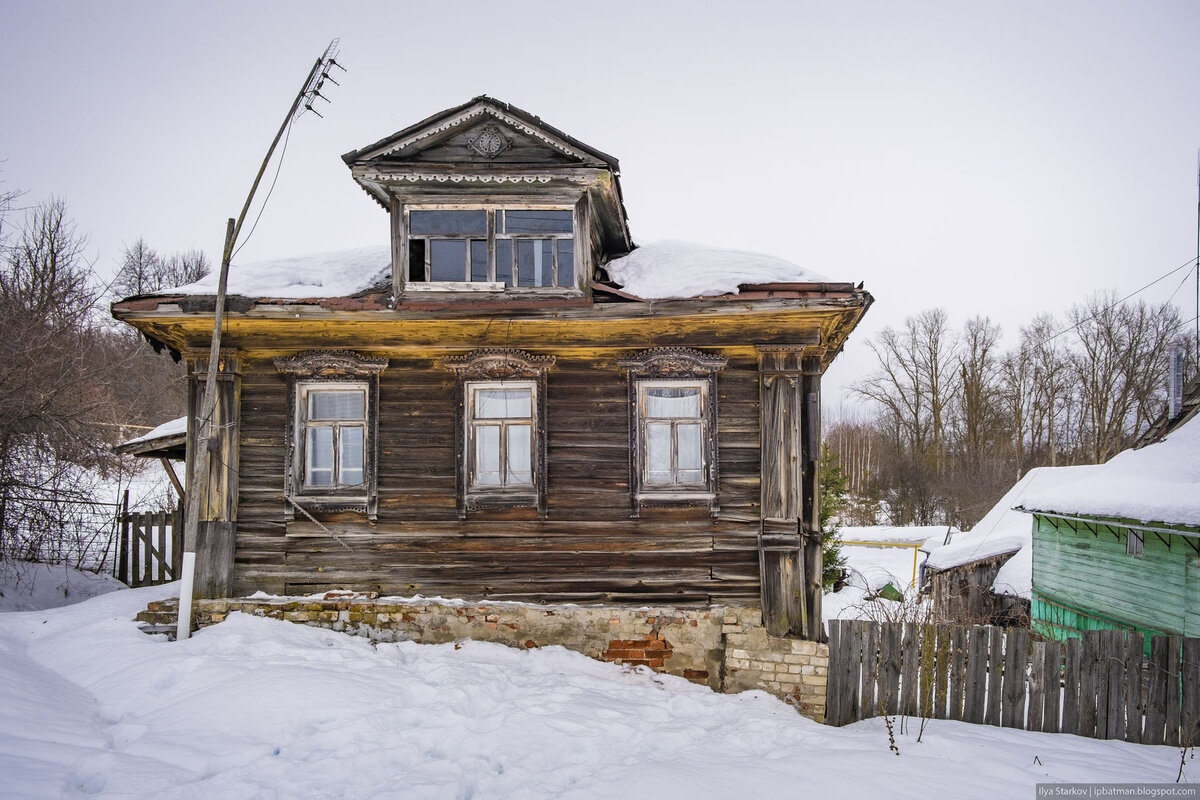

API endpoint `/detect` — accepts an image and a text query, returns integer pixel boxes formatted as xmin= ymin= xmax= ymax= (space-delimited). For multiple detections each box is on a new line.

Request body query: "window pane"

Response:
xmin=556 ymin=239 xmax=574 ymax=288
xmin=474 ymin=425 xmax=501 ymax=485
xmin=306 ymin=427 xmax=333 ymax=486
xmin=676 ymin=423 xmax=703 ymax=483
xmin=430 ymin=240 xmax=467 ymax=281
xmin=474 ymin=387 xmax=532 ymax=419
xmin=506 ymin=424 xmax=533 ymax=485
xmin=517 ymin=240 xmax=535 ymax=287
xmin=309 ymin=390 xmax=365 ymax=421
xmin=644 ymin=386 xmax=701 ymax=418
xmin=496 ymin=239 xmax=514 ymax=287
xmin=470 ymin=240 xmax=489 ymax=282
xmin=410 ymin=210 xmax=487 ymax=235
xmin=504 ymin=209 xmax=573 ymax=234
xmin=408 ymin=239 xmax=426 ymax=282
xmin=339 ymin=426 xmax=364 ymax=486
xmin=645 ymin=422 xmax=672 ymax=484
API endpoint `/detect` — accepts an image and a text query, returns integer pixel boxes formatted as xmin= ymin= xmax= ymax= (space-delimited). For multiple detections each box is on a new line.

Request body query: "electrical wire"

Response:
xmin=231 ymin=113 xmax=297 ymax=261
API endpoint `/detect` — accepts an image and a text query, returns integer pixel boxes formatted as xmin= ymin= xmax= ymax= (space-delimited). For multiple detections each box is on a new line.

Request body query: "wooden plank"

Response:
xmin=130 ymin=518 xmax=142 ymax=589
xmin=825 ymin=619 xmax=844 ymax=726
xmin=1062 ymin=637 xmax=1082 ymax=737
xmin=846 ymin=621 xmax=865 ymax=723
xmin=171 ymin=504 xmax=183 ymax=582
xmin=1079 ymin=631 xmax=1099 ymax=738
xmin=948 ymin=626 xmax=966 ymax=722
xmin=1166 ymin=635 xmax=1182 ymax=747
xmin=1182 ymin=637 xmax=1200 ymax=748
xmin=918 ymin=624 xmax=936 ymax=720
xmin=117 ymin=508 xmax=129 ymax=585
xmin=1042 ymin=641 xmax=1061 ymax=734
xmin=1124 ymin=632 xmax=1143 ymax=744
xmin=1001 ymin=628 xmax=1028 ymax=729
xmin=1143 ymin=635 xmax=1169 ymax=746
xmin=964 ymin=626 xmax=988 ymax=725
xmin=156 ymin=511 xmax=168 ymax=583
xmin=878 ymin=622 xmax=902 ymax=718
xmin=934 ymin=625 xmax=950 ymax=720
xmin=900 ymin=623 xmax=919 ymax=717
xmin=861 ymin=621 xmax=879 ymax=719
xmin=985 ymin=626 xmax=1004 ymax=727
xmin=1027 ymin=641 xmax=1045 ymax=733
xmin=1105 ymin=630 xmax=1125 ymax=741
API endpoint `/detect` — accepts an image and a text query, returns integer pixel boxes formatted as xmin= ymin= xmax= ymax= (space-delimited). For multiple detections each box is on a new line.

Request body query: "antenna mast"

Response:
xmin=177 ymin=40 xmax=344 ymax=642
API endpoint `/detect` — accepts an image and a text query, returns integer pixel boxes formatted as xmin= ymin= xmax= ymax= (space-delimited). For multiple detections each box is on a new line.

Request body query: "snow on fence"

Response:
xmin=825 ymin=619 xmax=1200 ymax=746
xmin=114 ymin=504 xmax=181 ymax=588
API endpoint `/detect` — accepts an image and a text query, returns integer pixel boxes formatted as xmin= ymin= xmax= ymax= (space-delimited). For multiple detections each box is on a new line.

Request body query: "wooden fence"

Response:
xmin=114 ymin=503 xmax=182 ymax=588
xmin=825 ymin=619 xmax=1200 ymax=746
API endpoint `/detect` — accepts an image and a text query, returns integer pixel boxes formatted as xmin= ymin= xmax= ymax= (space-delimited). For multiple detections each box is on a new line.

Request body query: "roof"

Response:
xmin=1017 ymin=412 xmax=1200 ymax=529
xmin=114 ymin=416 xmax=187 ymax=460
xmin=1134 ymin=370 xmax=1200 ymax=447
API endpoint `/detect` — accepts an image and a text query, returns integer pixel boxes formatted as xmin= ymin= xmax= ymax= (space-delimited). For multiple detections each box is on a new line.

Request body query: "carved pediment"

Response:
xmin=618 ymin=347 xmax=728 ymax=378
xmin=444 ymin=348 xmax=555 ymax=380
xmin=275 ymin=350 xmax=389 ymax=377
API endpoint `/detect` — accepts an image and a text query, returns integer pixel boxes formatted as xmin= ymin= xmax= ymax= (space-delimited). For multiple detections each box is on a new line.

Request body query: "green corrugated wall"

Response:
xmin=1031 ymin=514 xmax=1199 ymax=645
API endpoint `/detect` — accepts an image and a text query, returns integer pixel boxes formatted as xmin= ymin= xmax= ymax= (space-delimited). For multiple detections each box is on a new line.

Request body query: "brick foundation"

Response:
xmin=138 ymin=594 xmax=827 ymax=722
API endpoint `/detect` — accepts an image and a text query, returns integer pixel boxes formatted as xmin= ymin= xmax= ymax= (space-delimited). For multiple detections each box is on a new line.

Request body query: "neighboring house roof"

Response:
xmin=925 ymin=464 xmax=1102 ymax=599
xmin=1134 ymin=371 xmax=1200 ymax=448
xmin=1017 ymin=413 xmax=1200 ymax=529
xmin=114 ymin=416 xmax=188 ymax=460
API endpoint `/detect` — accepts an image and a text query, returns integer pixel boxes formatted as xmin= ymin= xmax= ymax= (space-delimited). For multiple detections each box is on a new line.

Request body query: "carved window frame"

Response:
xmin=619 ymin=348 xmax=727 ymax=517
xmin=445 ymin=349 xmax=555 ymax=517
xmin=276 ymin=350 xmax=388 ymax=521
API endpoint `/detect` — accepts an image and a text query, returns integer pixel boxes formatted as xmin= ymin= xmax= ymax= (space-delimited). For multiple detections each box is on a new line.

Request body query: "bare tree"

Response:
xmin=111 ymin=240 xmax=210 ymax=298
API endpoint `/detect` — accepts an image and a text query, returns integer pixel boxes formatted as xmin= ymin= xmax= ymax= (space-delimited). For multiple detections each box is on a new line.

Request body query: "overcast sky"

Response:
xmin=3 ymin=1 xmax=1199 ymax=402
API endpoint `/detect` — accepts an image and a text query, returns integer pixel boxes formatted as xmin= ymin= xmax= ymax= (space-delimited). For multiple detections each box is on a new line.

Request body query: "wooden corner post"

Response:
xmin=757 ymin=345 xmax=824 ymax=640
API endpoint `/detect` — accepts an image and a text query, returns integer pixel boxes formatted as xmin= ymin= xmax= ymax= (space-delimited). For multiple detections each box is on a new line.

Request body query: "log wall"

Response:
xmin=231 ymin=346 xmax=765 ymax=603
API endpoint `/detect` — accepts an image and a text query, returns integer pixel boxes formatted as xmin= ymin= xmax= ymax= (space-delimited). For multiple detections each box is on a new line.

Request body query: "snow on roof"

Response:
xmin=1017 ymin=414 xmax=1200 ymax=528
xmin=120 ymin=416 xmax=187 ymax=448
xmin=924 ymin=464 xmax=1102 ymax=599
xmin=162 ymin=245 xmax=391 ymax=299
xmin=839 ymin=525 xmax=956 ymax=547
xmin=605 ymin=240 xmax=829 ymax=299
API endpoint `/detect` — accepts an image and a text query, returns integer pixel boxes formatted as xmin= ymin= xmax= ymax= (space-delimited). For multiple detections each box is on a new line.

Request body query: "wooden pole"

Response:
xmin=176 ymin=55 xmax=327 ymax=642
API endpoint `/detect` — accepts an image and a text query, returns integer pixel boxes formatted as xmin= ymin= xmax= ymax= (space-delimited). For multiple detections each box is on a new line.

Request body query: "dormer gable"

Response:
xmin=343 ymin=97 xmax=631 ymax=300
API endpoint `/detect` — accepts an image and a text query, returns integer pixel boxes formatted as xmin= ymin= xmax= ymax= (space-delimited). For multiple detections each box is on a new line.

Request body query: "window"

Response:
xmin=445 ymin=349 xmax=555 ymax=516
xmin=275 ymin=351 xmax=387 ymax=521
xmin=638 ymin=382 xmax=707 ymax=488
xmin=619 ymin=348 xmax=727 ymax=516
xmin=1126 ymin=528 xmax=1144 ymax=556
xmin=406 ymin=207 xmax=576 ymax=289
xmin=466 ymin=382 xmax=535 ymax=490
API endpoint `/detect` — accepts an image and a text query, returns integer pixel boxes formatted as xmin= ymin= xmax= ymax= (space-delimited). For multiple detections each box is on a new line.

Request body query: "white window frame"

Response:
xmin=404 ymin=204 xmax=578 ymax=292
xmin=636 ymin=379 xmax=710 ymax=492
xmin=465 ymin=380 xmax=537 ymax=493
xmin=298 ymin=382 xmax=368 ymax=491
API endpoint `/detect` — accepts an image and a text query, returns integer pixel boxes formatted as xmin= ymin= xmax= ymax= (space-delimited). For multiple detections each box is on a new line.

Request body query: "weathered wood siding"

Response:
xmin=232 ymin=347 xmax=764 ymax=603
xmin=1032 ymin=514 xmax=1200 ymax=641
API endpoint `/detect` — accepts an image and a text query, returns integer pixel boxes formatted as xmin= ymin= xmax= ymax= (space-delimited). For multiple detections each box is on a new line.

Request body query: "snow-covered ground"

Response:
xmin=0 ymin=574 xmax=1186 ymax=798
xmin=823 ymin=526 xmax=951 ymax=621
xmin=0 ymin=560 xmax=125 ymax=613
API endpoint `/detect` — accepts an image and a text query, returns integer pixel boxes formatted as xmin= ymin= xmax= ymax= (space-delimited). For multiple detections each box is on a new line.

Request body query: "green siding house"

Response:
xmin=1017 ymin=414 xmax=1200 ymax=643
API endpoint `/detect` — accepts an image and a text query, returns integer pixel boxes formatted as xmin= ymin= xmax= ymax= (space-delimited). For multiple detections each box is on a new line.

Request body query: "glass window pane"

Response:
xmin=503 ymin=209 xmax=573 ymax=234
xmin=475 ymin=387 xmax=532 ymax=419
xmin=556 ymin=239 xmax=574 ymax=288
xmin=474 ymin=425 xmax=501 ymax=486
xmin=506 ymin=424 xmax=532 ymax=485
xmin=410 ymin=209 xmax=487 ymax=235
xmin=496 ymin=239 xmax=514 ymax=287
xmin=430 ymin=240 xmax=467 ymax=281
xmin=676 ymin=423 xmax=703 ymax=475
xmin=470 ymin=240 xmax=489 ymax=282
xmin=644 ymin=386 xmax=701 ymax=418
xmin=309 ymin=390 xmax=365 ymax=421
xmin=645 ymin=422 xmax=672 ymax=484
xmin=408 ymin=239 xmax=426 ymax=282
xmin=339 ymin=426 xmax=364 ymax=486
xmin=537 ymin=240 xmax=553 ymax=287
xmin=516 ymin=240 xmax=535 ymax=287
xmin=306 ymin=427 xmax=333 ymax=486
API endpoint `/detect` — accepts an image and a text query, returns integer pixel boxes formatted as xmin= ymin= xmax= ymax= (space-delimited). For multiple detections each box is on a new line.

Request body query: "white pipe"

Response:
xmin=176 ymin=551 xmax=196 ymax=641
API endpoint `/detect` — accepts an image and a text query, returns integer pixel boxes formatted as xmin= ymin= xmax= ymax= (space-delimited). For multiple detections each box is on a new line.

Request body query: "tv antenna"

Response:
xmin=177 ymin=40 xmax=345 ymax=642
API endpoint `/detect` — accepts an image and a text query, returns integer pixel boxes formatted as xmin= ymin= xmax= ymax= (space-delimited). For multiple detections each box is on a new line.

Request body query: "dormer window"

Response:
xmin=406 ymin=206 xmax=576 ymax=291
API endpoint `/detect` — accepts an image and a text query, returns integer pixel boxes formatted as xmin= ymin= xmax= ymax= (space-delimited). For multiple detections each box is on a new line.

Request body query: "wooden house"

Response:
xmin=1016 ymin=412 xmax=1200 ymax=642
xmin=110 ymin=97 xmax=872 ymax=639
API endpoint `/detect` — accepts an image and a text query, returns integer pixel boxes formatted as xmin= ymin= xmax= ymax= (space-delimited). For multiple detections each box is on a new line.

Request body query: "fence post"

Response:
xmin=116 ymin=490 xmax=130 ymax=584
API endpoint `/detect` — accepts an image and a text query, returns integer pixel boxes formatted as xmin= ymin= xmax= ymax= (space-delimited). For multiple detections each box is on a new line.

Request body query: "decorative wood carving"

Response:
xmin=444 ymin=349 xmax=555 ymax=380
xmin=465 ymin=124 xmax=511 ymax=159
xmin=275 ymin=350 xmax=389 ymax=378
xmin=373 ymin=105 xmax=582 ymax=160
xmin=617 ymin=347 xmax=728 ymax=378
